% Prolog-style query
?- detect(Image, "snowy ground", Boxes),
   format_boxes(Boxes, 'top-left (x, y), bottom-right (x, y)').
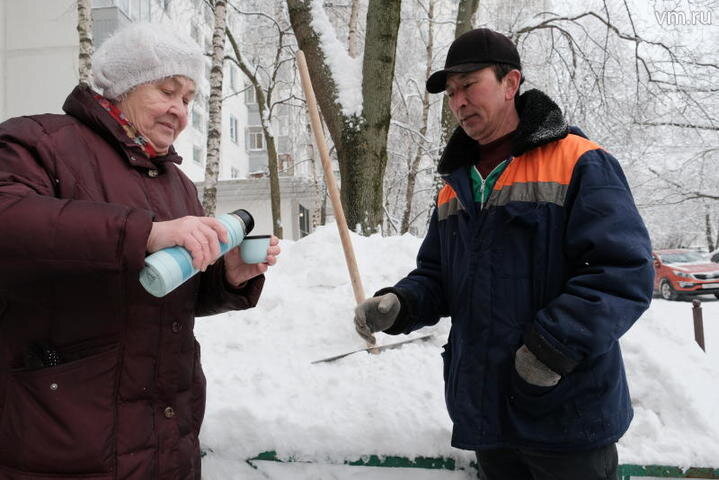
top-left (196, 226), bottom-right (719, 478)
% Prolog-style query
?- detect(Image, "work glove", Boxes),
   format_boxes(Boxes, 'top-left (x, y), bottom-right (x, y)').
top-left (354, 293), bottom-right (401, 344)
top-left (514, 344), bottom-right (561, 387)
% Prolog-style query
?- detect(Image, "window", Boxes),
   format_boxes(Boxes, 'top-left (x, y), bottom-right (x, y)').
top-left (119, 0), bottom-right (150, 21)
top-left (229, 65), bottom-right (238, 92)
top-left (192, 105), bottom-right (204, 132)
top-left (130, 0), bottom-right (140, 19)
top-left (229, 116), bottom-right (239, 144)
top-left (244, 86), bottom-right (257, 105)
top-left (193, 146), bottom-right (203, 165)
top-left (279, 153), bottom-right (293, 175)
top-left (116, 0), bottom-right (130, 14)
top-left (247, 127), bottom-right (264, 151)
top-left (299, 204), bottom-right (311, 238)
top-left (231, 167), bottom-right (240, 179)
top-left (140, 0), bottom-right (151, 20)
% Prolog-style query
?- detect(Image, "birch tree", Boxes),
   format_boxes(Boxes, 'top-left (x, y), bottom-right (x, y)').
top-left (508, 2), bottom-right (718, 250)
top-left (347, 0), bottom-right (361, 59)
top-left (202, 0), bottom-right (228, 216)
top-left (224, 10), bottom-right (289, 238)
top-left (77, 0), bottom-right (94, 86)
top-left (287, 0), bottom-right (402, 234)
top-left (399, 0), bottom-right (436, 234)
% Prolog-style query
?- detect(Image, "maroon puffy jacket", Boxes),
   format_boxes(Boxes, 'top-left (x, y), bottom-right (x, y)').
top-left (0, 85), bottom-right (264, 479)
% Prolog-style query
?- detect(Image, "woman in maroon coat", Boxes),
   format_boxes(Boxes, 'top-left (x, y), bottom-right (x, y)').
top-left (0, 23), bottom-right (279, 479)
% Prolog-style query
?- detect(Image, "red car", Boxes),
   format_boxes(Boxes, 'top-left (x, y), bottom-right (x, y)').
top-left (653, 249), bottom-right (719, 300)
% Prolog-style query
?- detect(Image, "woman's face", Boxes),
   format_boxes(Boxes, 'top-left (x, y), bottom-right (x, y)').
top-left (117, 76), bottom-right (196, 154)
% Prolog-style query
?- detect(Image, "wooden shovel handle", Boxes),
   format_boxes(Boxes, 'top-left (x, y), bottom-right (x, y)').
top-left (296, 50), bottom-right (378, 350)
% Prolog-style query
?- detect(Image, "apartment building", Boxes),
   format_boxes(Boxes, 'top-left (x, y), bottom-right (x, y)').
top-left (0, 0), bottom-right (318, 239)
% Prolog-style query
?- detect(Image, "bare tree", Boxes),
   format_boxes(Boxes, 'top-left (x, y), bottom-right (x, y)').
top-left (705, 204), bottom-right (715, 253)
top-left (399, 0), bottom-right (436, 234)
top-left (202, 0), bottom-right (228, 216)
top-left (225, 0), bottom-right (307, 238)
top-left (439, 0), bottom-right (480, 144)
top-left (225, 21), bottom-right (286, 238)
top-left (347, 0), bottom-right (361, 58)
top-left (287, 0), bottom-right (402, 234)
top-left (77, 0), bottom-right (94, 86)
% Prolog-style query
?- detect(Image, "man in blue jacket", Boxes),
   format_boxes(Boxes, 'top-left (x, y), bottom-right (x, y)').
top-left (354, 28), bottom-right (654, 480)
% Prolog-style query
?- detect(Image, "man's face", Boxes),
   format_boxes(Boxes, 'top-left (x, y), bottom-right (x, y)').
top-left (117, 76), bottom-right (196, 154)
top-left (445, 67), bottom-right (519, 144)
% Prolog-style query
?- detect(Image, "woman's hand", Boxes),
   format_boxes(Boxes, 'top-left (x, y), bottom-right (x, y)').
top-left (146, 216), bottom-right (228, 271)
top-left (224, 235), bottom-right (281, 287)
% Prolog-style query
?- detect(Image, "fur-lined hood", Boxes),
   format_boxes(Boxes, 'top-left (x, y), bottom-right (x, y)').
top-left (438, 89), bottom-right (569, 175)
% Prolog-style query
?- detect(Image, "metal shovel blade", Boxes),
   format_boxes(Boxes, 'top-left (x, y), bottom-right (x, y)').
top-left (311, 334), bottom-right (434, 364)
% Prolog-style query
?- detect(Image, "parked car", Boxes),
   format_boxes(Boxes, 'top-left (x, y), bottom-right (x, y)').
top-left (653, 249), bottom-right (719, 300)
top-left (710, 249), bottom-right (719, 264)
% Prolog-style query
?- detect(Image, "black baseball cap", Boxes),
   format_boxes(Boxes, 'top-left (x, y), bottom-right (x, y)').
top-left (426, 28), bottom-right (522, 93)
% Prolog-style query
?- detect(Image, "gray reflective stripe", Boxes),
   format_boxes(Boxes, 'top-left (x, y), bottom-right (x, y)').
top-left (487, 182), bottom-right (569, 207)
top-left (437, 197), bottom-right (465, 221)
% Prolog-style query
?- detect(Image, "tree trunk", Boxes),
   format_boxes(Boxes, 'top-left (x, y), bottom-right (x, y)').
top-left (202, 0), bottom-right (228, 217)
top-left (76, 0), bottom-right (94, 86)
top-left (288, 0), bottom-right (401, 234)
top-left (262, 116), bottom-right (283, 238)
top-left (440, 0), bottom-right (480, 145)
top-left (304, 111), bottom-right (324, 229)
top-left (347, 0), bottom-right (360, 58)
top-left (225, 30), bottom-right (283, 238)
top-left (400, 0), bottom-right (435, 234)
top-left (455, 0), bottom-right (480, 37)
top-left (705, 205), bottom-right (715, 252)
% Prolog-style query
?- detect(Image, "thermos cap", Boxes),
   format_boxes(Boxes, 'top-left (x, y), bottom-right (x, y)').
top-left (231, 209), bottom-right (254, 234)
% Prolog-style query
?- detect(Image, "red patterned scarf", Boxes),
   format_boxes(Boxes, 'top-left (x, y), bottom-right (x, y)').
top-left (93, 93), bottom-right (159, 158)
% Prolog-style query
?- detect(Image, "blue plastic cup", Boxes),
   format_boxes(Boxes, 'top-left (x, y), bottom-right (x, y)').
top-left (240, 235), bottom-right (271, 264)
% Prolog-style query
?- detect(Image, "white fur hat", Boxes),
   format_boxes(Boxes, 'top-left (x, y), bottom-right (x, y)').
top-left (92, 22), bottom-right (204, 99)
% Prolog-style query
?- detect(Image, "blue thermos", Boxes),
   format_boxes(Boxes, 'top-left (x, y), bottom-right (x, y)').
top-left (139, 209), bottom-right (254, 297)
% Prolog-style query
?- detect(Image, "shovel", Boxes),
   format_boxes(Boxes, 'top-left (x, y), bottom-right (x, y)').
top-left (311, 334), bottom-right (434, 364)
top-left (296, 50), bottom-right (374, 353)
top-left (297, 51), bottom-right (428, 363)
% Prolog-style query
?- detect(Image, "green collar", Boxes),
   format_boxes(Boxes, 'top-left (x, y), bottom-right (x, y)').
top-left (470, 160), bottom-right (508, 204)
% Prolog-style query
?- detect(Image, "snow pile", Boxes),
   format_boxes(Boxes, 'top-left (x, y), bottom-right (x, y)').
top-left (620, 300), bottom-right (719, 468)
top-left (197, 225), bottom-right (719, 472)
top-left (310, 0), bottom-right (363, 117)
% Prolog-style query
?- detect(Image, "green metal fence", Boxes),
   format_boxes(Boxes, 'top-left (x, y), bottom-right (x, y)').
top-left (246, 451), bottom-right (719, 479)
top-left (617, 465), bottom-right (719, 479)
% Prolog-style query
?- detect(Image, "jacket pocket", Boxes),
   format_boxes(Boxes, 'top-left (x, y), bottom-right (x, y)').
top-left (508, 366), bottom-right (569, 417)
top-left (0, 345), bottom-right (120, 475)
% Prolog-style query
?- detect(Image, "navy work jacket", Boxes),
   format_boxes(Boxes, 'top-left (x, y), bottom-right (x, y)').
top-left (381, 90), bottom-right (654, 451)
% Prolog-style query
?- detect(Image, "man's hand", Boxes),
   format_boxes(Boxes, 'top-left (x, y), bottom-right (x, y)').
top-left (354, 293), bottom-right (401, 344)
top-left (224, 235), bottom-right (281, 287)
top-left (147, 216), bottom-right (229, 271)
top-left (514, 344), bottom-right (561, 387)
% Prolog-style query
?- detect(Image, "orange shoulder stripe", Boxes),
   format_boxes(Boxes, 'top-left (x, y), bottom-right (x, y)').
top-left (438, 184), bottom-right (458, 205)
top-left (494, 134), bottom-right (601, 189)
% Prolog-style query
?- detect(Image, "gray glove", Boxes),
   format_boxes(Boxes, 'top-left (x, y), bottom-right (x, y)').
top-left (354, 293), bottom-right (401, 344)
top-left (514, 344), bottom-right (561, 387)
